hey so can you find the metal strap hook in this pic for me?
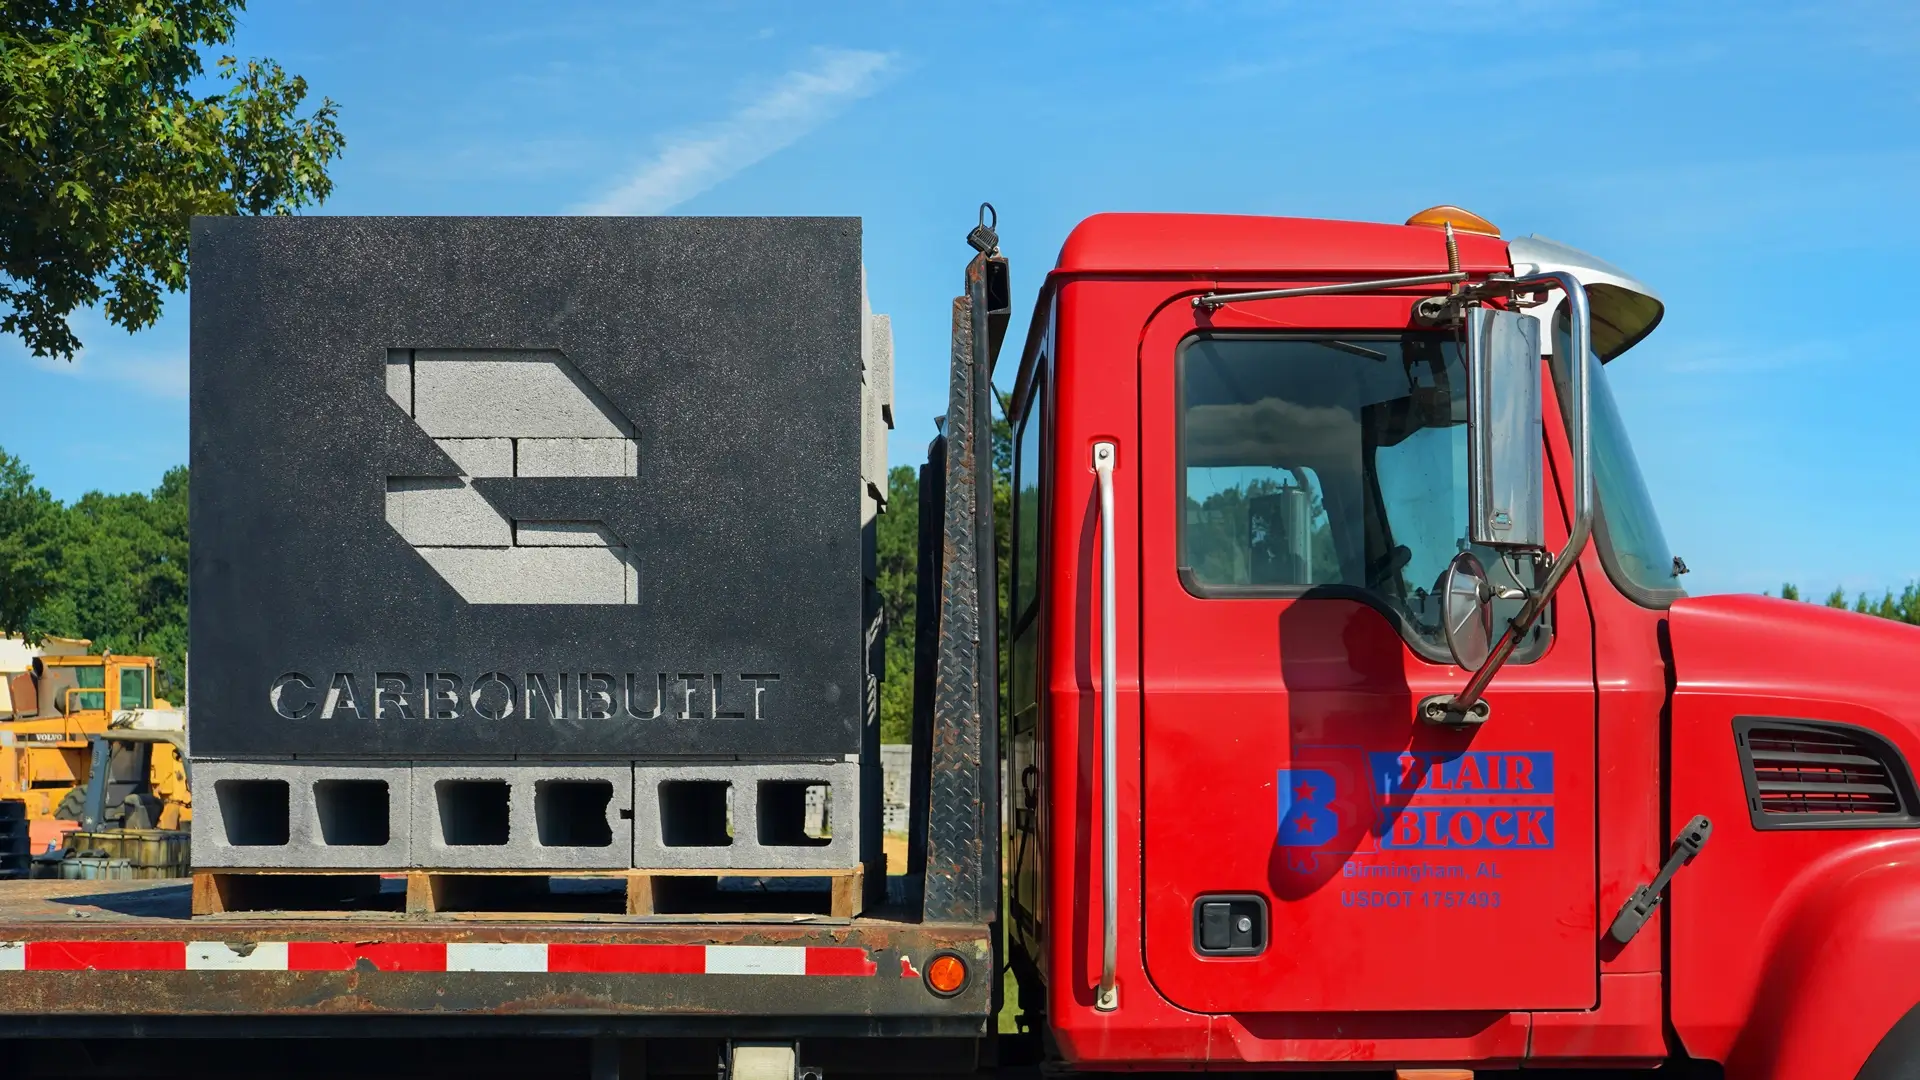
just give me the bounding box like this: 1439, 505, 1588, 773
968, 203, 1000, 255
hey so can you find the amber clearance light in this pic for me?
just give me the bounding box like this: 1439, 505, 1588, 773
1405, 205, 1501, 236
925, 953, 969, 996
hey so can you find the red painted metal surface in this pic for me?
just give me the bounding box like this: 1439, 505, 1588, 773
1528, 971, 1666, 1063
1136, 290, 1597, 1016
287, 941, 447, 972
1022, 212, 1682, 1067
548, 943, 705, 975
1054, 213, 1511, 278
0, 938, 880, 976
1669, 595, 1920, 1079
22, 940, 185, 972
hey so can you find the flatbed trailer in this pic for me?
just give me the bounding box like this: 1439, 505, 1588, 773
0, 875, 994, 1078
0, 226, 1011, 1079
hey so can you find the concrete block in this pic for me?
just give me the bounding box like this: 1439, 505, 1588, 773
880, 744, 911, 833
412, 350, 634, 439
191, 760, 410, 869
861, 487, 879, 583
516, 437, 636, 478
436, 438, 513, 477
386, 350, 412, 414
385, 478, 511, 548
859, 761, 884, 871
870, 314, 894, 429
410, 763, 633, 870
860, 381, 877, 497
633, 761, 859, 870
417, 546, 631, 605
862, 379, 887, 504
515, 521, 617, 547
859, 268, 872, 376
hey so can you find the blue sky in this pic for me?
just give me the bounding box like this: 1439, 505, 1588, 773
3, 1, 1915, 598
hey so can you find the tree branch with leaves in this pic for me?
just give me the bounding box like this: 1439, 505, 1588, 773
2, 0, 344, 358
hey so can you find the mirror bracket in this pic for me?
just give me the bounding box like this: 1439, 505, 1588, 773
1419, 695, 1490, 726
1445, 269, 1595, 720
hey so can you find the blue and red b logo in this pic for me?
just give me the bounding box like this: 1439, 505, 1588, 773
1277, 768, 1338, 847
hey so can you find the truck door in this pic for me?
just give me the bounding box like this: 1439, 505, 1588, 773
1136, 297, 1598, 1014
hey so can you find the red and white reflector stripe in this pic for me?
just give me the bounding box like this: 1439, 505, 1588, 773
0, 941, 876, 975
446, 943, 545, 972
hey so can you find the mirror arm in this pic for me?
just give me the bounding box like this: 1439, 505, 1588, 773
1436, 270, 1592, 722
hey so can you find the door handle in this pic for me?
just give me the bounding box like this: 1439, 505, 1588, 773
1092, 441, 1119, 1012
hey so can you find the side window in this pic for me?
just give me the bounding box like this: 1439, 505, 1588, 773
119, 667, 151, 710
73, 664, 107, 712
1012, 387, 1043, 629
1177, 334, 1543, 659
1009, 385, 1045, 718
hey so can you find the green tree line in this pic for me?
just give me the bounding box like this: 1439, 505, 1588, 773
0, 447, 188, 700
1775, 582, 1920, 625
875, 402, 1013, 744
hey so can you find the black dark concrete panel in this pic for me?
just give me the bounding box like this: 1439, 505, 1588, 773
189, 217, 863, 759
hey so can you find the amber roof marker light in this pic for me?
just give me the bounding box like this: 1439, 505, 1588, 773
1405, 205, 1502, 236
924, 952, 969, 997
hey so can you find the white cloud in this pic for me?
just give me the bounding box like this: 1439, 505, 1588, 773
579, 48, 896, 215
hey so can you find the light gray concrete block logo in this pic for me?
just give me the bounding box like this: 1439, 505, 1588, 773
383, 349, 640, 605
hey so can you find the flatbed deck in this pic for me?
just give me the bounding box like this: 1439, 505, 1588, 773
0, 877, 992, 1039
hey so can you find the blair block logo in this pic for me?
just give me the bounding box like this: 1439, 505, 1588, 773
1370, 751, 1554, 850
1277, 749, 1557, 859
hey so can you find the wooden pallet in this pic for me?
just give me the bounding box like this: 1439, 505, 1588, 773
625, 866, 864, 919
190, 865, 864, 919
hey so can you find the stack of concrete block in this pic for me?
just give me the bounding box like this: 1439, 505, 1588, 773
188, 217, 886, 881
383, 348, 642, 606
192, 759, 864, 871
858, 272, 895, 879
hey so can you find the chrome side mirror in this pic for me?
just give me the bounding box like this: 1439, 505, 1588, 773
1442, 551, 1495, 670
1466, 307, 1545, 552
1429, 275, 1592, 725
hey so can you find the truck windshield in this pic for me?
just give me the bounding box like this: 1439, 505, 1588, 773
1553, 318, 1684, 603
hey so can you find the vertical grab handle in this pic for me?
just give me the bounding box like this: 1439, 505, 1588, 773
1091, 441, 1120, 1012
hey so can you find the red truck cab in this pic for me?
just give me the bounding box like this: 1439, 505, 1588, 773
1002, 209, 1920, 1077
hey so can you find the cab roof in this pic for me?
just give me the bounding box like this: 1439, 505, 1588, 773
1051, 212, 1512, 278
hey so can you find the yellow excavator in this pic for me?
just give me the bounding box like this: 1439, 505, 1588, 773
0, 643, 191, 859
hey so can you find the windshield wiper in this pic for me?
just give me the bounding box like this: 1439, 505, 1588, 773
1325, 340, 1390, 361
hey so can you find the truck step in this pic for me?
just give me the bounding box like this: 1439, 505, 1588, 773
189, 866, 866, 920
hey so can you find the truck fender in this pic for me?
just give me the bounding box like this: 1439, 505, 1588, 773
1720, 838, 1920, 1080
1858, 1002, 1920, 1080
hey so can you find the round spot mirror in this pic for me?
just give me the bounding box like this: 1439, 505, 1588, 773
1442, 550, 1496, 671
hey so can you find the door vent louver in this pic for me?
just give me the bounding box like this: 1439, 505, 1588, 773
1735, 718, 1919, 830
